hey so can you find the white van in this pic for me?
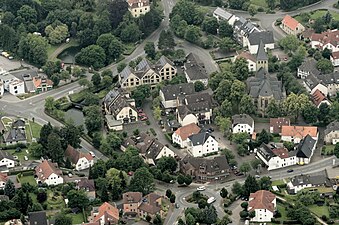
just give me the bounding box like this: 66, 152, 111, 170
207, 197, 216, 204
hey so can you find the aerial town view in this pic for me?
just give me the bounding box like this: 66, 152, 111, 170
0, 0, 339, 224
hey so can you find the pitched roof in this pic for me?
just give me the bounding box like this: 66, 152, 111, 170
249, 190, 276, 213
282, 15, 300, 30
181, 155, 229, 173
145, 140, 167, 161
236, 51, 256, 62
138, 193, 162, 214
28, 211, 48, 225
0, 173, 8, 183
65, 145, 93, 164
94, 202, 119, 223
248, 31, 274, 46
213, 7, 233, 20
232, 114, 254, 127
127, 0, 150, 8
188, 132, 214, 146
256, 40, 268, 61
184, 92, 214, 112
32, 76, 53, 88
174, 123, 201, 141
35, 160, 62, 182
311, 29, 339, 47
312, 89, 328, 107
108, 94, 137, 118
184, 53, 208, 81
103, 88, 121, 108
160, 83, 195, 101
290, 170, 331, 187
281, 126, 318, 139
4, 127, 26, 143
77, 178, 95, 192
298, 58, 320, 77
331, 51, 339, 60
0, 150, 14, 161
123, 192, 143, 204
296, 134, 316, 158
324, 120, 339, 135
257, 143, 295, 161
270, 117, 290, 134
12, 119, 25, 128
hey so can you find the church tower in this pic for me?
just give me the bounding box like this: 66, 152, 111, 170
256, 40, 268, 72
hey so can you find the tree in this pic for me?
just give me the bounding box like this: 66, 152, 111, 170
97, 33, 124, 63
59, 122, 83, 148
184, 175, 192, 186
313, 17, 326, 33
248, 5, 257, 17
166, 189, 172, 198
283, 93, 310, 120
177, 174, 185, 185
158, 30, 175, 52
334, 142, 339, 158
202, 16, 219, 35
17, 5, 37, 23
39, 122, 53, 148
230, 80, 246, 104
243, 175, 259, 197
317, 58, 334, 74
131, 85, 151, 107
153, 106, 162, 121
240, 210, 249, 219
217, 215, 232, 225
241, 202, 248, 210
201, 205, 218, 224
170, 0, 203, 25
185, 213, 196, 225
84, 106, 103, 135
228, 0, 248, 9
129, 167, 154, 195
45, 24, 69, 44
75, 45, 106, 70
218, 21, 233, 38
240, 162, 251, 174
120, 22, 142, 43
239, 95, 255, 114
170, 194, 176, 203
4, 180, 15, 199
18, 34, 48, 67
283, 141, 295, 151
232, 58, 249, 81
67, 190, 89, 209
55, 214, 72, 225
302, 103, 319, 124
259, 176, 272, 190
219, 37, 236, 52
184, 25, 201, 44
37, 190, 47, 203
220, 187, 228, 198
157, 156, 177, 173
153, 214, 163, 225
266, 0, 276, 9
267, 99, 283, 118
29, 142, 44, 158
257, 129, 272, 145
279, 35, 300, 53
194, 81, 205, 92
144, 42, 156, 60
232, 181, 243, 196
108, 0, 128, 28
232, 132, 248, 144
46, 132, 63, 163
215, 116, 231, 137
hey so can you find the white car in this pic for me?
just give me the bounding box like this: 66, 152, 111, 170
197, 186, 206, 191
207, 197, 216, 204
89, 151, 95, 157
255, 175, 260, 179
24, 156, 28, 161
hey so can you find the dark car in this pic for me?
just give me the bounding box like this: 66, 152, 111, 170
175, 203, 180, 208
207, 128, 214, 133
287, 169, 294, 173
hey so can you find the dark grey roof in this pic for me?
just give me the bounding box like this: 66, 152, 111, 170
290, 170, 331, 187
234, 17, 260, 37
177, 105, 192, 120
246, 68, 285, 100
184, 92, 213, 112
248, 31, 274, 46
298, 58, 321, 77
104, 89, 121, 107
4, 128, 26, 143
109, 95, 137, 118
145, 140, 165, 161
0, 151, 14, 161
257, 143, 296, 161
157, 55, 174, 67
188, 132, 213, 146
325, 121, 339, 135
296, 134, 316, 158
77, 178, 95, 192
12, 119, 25, 128
160, 83, 195, 101
184, 53, 208, 81
181, 155, 229, 173
213, 7, 233, 20
28, 211, 48, 225
232, 114, 253, 127
256, 40, 268, 61
120, 66, 135, 83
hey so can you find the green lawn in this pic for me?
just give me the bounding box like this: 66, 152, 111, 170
19, 175, 37, 186
47, 190, 65, 210
68, 213, 85, 224
8, 149, 39, 162
29, 121, 42, 139
124, 43, 137, 55
218, 61, 232, 72
272, 179, 285, 186
47, 44, 59, 58
25, 124, 32, 143
277, 203, 288, 221
322, 145, 334, 155
250, 0, 268, 8
295, 10, 339, 24
308, 205, 330, 218
273, 136, 281, 143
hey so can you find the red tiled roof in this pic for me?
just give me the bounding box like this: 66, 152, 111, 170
0, 173, 8, 182
174, 123, 201, 141
237, 51, 256, 62
282, 15, 300, 30
123, 192, 143, 204
272, 148, 289, 159
270, 117, 290, 134
311, 29, 339, 47
312, 89, 327, 107
331, 51, 339, 59
138, 193, 162, 215
281, 126, 318, 139
35, 160, 62, 182
65, 145, 93, 164
32, 76, 53, 88
94, 202, 119, 223
249, 190, 276, 213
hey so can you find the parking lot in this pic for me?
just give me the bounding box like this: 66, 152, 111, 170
0, 55, 22, 71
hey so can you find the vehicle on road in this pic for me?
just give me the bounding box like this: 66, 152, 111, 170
175, 203, 179, 208
207, 197, 216, 204
197, 186, 206, 191
138, 113, 147, 117
140, 116, 148, 121
207, 128, 214, 133
255, 175, 260, 179
89, 151, 95, 157
287, 169, 294, 173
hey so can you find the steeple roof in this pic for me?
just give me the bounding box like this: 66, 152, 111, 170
256, 40, 268, 61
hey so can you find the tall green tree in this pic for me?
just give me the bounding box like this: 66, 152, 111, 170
243, 175, 259, 197
129, 167, 155, 195
218, 21, 233, 38
46, 132, 63, 163
4, 180, 15, 199
144, 42, 156, 59
231, 58, 249, 81
83, 105, 103, 135
75, 45, 106, 70
55, 214, 72, 225
18, 34, 49, 67
239, 95, 255, 114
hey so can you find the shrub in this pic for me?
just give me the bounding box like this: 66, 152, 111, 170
150, 128, 157, 136
146, 120, 151, 125
257, 7, 264, 12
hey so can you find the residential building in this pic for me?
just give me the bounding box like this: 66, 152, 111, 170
177, 92, 214, 126
127, 0, 150, 18
0, 69, 25, 96
104, 115, 123, 131
248, 190, 276, 222
119, 56, 176, 89
138, 193, 163, 220
172, 123, 201, 148
184, 53, 209, 86
3, 119, 27, 146
245, 31, 274, 54
232, 114, 254, 135
0, 151, 15, 169
65, 145, 94, 171
0, 173, 8, 189
281, 125, 318, 143
35, 160, 63, 186
295, 134, 317, 165
233, 17, 261, 46
32, 76, 53, 93
287, 170, 332, 194
311, 89, 331, 108
324, 121, 339, 144
187, 132, 218, 157
270, 117, 290, 134
180, 155, 230, 182
123, 192, 143, 215
212, 7, 236, 25
121, 133, 154, 152
297, 58, 320, 79
310, 29, 339, 52
90, 202, 119, 225
159, 83, 195, 109
28, 211, 48, 225
331, 51, 339, 67
236, 51, 257, 72
280, 15, 305, 35
76, 178, 96, 200
256, 144, 296, 170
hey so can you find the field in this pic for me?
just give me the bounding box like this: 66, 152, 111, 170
29, 121, 42, 138
68, 213, 86, 224
308, 205, 330, 218
295, 10, 339, 24
250, 0, 269, 8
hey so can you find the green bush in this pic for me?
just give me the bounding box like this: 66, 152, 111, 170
164, 133, 172, 142
150, 128, 157, 136
146, 120, 151, 125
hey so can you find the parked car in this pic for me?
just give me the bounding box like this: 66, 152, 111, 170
140, 116, 148, 121
24, 156, 28, 161
236, 172, 244, 176
287, 169, 294, 173
197, 186, 206, 191
207, 128, 214, 133
138, 113, 147, 117
207, 197, 216, 204
89, 151, 95, 157
255, 175, 260, 179
137, 108, 143, 113
175, 203, 180, 208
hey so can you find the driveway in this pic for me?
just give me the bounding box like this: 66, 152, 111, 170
0, 56, 22, 71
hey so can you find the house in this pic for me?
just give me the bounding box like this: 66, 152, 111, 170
127, 0, 150, 18
138, 193, 163, 220
270, 117, 290, 134
236, 51, 257, 72
184, 53, 209, 86
287, 170, 332, 194
281, 126, 318, 143
296, 134, 317, 165
248, 190, 276, 222
0, 173, 8, 189
32, 76, 53, 93
28, 211, 48, 225
104, 115, 123, 131
119, 56, 177, 89
256, 144, 296, 170
123, 192, 143, 215
310, 29, 339, 52
324, 121, 339, 144
245, 31, 275, 54
297, 58, 320, 79
280, 15, 305, 35
76, 178, 96, 200
0, 151, 15, 169
311, 89, 331, 108
90, 202, 119, 225
187, 132, 218, 157
159, 83, 195, 109
172, 123, 201, 148
232, 114, 254, 135
212, 7, 236, 25
103, 89, 138, 124
65, 145, 94, 171
233, 17, 261, 46
0, 69, 25, 96
180, 155, 230, 182
35, 160, 63, 186
177, 92, 214, 126
121, 133, 154, 152
330, 51, 339, 67
4, 119, 27, 146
